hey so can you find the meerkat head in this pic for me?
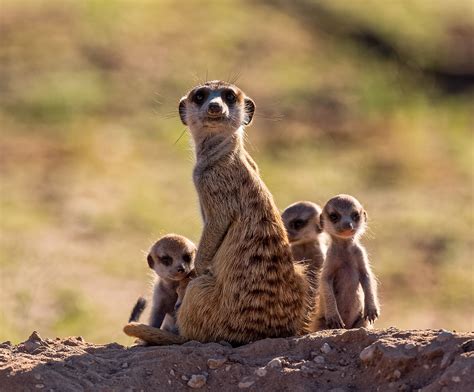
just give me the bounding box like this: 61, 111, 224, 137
147, 234, 196, 281
178, 80, 255, 139
321, 194, 367, 240
282, 201, 323, 244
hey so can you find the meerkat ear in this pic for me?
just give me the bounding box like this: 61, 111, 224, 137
363, 210, 368, 222
147, 254, 154, 269
179, 96, 187, 125
243, 97, 255, 126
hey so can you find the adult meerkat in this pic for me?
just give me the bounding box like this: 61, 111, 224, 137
312, 194, 380, 330
127, 234, 196, 334
282, 201, 325, 311
124, 81, 308, 345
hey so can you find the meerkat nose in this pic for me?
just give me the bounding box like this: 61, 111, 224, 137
177, 265, 185, 273
208, 102, 223, 115
342, 221, 354, 230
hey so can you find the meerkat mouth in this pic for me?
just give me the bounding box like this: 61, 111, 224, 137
337, 229, 356, 238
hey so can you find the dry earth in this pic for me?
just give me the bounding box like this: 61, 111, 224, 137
0, 328, 473, 392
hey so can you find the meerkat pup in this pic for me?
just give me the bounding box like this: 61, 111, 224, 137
312, 194, 380, 330
128, 234, 196, 334
124, 81, 308, 346
282, 201, 325, 311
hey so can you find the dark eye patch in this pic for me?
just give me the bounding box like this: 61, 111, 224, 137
160, 255, 173, 266
329, 212, 340, 223
291, 219, 307, 231
182, 253, 191, 263
222, 89, 236, 104
192, 88, 208, 105
351, 211, 360, 222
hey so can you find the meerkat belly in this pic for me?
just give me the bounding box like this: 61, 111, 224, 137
334, 263, 363, 326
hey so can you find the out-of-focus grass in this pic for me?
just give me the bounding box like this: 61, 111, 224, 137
1, 0, 473, 344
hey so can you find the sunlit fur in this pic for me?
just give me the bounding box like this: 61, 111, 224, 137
311, 194, 380, 331
124, 81, 308, 345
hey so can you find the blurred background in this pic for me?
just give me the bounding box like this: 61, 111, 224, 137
1, 0, 473, 344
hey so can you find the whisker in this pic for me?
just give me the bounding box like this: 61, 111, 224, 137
173, 127, 188, 145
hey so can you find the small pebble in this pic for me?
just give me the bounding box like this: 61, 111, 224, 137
404, 343, 415, 350
181, 375, 189, 381
187, 374, 207, 389
320, 343, 332, 354
313, 356, 325, 364
34, 374, 42, 380
437, 331, 454, 342
393, 370, 401, 379
452, 376, 461, 383
225, 365, 231, 372
360, 344, 376, 362
121, 362, 128, 369
35, 385, 44, 389
255, 368, 267, 377
169, 369, 175, 376
238, 379, 255, 389
267, 358, 283, 369
423, 364, 429, 370
207, 357, 227, 369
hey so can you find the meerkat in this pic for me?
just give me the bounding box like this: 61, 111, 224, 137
127, 234, 196, 335
124, 80, 308, 346
312, 194, 380, 331
282, 201, 325, 313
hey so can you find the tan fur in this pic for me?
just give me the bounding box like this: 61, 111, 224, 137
124, 81, 308, 345
311, 194, 380, 331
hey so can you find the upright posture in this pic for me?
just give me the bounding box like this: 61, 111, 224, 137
282, 201, 325, 313
128, 234, 196, 334
313, 195, 380, 330
125, 81, 308, 345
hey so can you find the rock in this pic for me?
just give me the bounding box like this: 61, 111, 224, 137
267, 358, 283, 369
452, 376, 461, 383
28, 331, 43, 343
313, 356, 325, 364
238, 378, 255, 389
404, 343, 415, 350
187, 374, 207, 389
255, 368, 267, 377
207, 356, 227, 369
35, 384, 44, 389
320, 343, 332, 354
24, 341, 41, 353
393, 369, 401, 379
437, 330, 454, 342
360, 343, 377, 362
338, 359, 349, 366
121, 362, 128, 369
461, 340, 474, 353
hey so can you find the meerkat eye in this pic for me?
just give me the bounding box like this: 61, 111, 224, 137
224, 90, 236, 104
329, 212, 340, 223
351, 212, 360, 222
292, 219, 306, 230
182, 253, 191, 263
193, 89, 207, 104
160, 255, 173, 266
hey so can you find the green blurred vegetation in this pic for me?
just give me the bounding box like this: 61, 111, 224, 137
1, 0, 473, 344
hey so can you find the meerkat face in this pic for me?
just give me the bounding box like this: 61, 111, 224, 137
282, 201, 323, 244
179, 80, 255, 137
147, 235, 196, 281
321, 194, 367, 240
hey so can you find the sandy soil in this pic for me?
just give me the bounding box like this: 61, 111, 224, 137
0, 328, 472, 392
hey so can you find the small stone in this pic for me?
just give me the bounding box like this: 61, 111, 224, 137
170, 369, 175, 376
393, 370, 401, 379
313, 356, 325, 364
452, 376, 461, 383
181, 375, 189, 381
187, 374, 207, 389
320, 343, 332, 354
1, 341, 12, 346
76, 336, 85, 342
338, 359, 349, 366
404, 343, 415, 350
238, 378, 255, 389
35, 385, 44, 389
34, 374, 42, 380
267, 358, 283, 369
207, 357, 227, 369
423, 364, 429, 370
28, 331, 43, 343
437, 330, 454, 342
121, 362, 128, 369
225, 365, 231, 372
255, 368, 267, 377
360, 344, 376, 362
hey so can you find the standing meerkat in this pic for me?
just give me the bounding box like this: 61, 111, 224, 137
124, 80, 308, 345
128, 234, 196, 334
312, 194, 380, 330
282, 201, 325, 312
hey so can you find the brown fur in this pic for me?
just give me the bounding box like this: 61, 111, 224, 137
311, 194, 380, 331
124, 81, 308, 345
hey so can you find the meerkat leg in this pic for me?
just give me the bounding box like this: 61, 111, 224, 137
194, 220, 231, 275
357, 254, 380, 324
320, 276, 345, 329
149, 285, 177, 329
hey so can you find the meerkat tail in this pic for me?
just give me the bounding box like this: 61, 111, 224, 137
128, 297, 147, 323
123, 323, 188, 345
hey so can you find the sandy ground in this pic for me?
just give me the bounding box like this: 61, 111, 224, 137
0, 328, 472, 392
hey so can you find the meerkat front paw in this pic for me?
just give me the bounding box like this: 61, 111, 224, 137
326, 313, 345, 329
364, 306, 379, 323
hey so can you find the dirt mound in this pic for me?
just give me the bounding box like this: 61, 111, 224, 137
0, 328, 472, 391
